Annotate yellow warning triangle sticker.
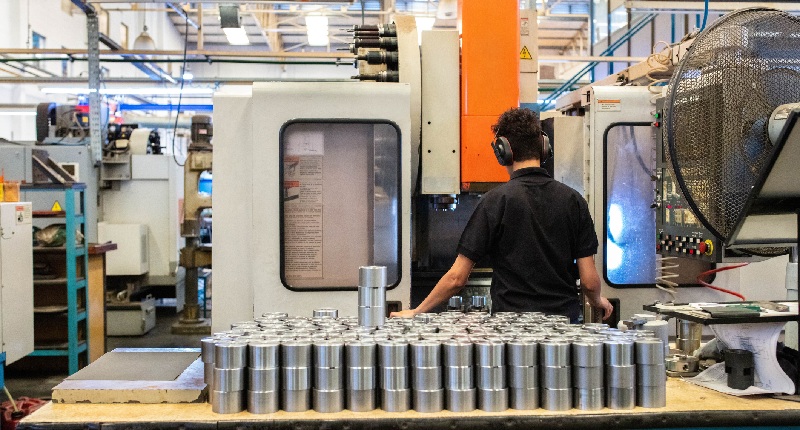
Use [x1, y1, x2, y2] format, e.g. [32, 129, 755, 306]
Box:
[520, 46, 533, 60]
[51, 201, 62, 212]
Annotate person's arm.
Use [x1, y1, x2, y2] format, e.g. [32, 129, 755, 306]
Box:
[389, 254, 475, 318]
[577, 255, 613, 320]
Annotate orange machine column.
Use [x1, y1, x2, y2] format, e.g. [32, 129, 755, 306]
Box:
[459, 0, 520, 188]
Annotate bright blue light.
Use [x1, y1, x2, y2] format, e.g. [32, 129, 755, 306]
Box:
[606, 241, 623, 271]
[608, 203, 624, 240]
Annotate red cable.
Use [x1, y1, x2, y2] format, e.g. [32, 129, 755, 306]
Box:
[695, 263, 749, 301]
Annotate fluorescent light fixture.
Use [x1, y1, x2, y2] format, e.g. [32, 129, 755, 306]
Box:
[0, 112, 36, 116]
[223, 27, 250, 45]
[305, 14, 329, 46]
[182, 71, 194, 81]
[41, 87, 214, 96]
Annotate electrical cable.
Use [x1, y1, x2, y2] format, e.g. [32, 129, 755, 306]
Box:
[171, 14, 189, 167]
[700, 0, 709, 31]
[696, 263, 749, 301]
[655, 256, 679, 299]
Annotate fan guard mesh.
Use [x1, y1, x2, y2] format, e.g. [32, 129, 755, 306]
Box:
[664, 8, 800, 242]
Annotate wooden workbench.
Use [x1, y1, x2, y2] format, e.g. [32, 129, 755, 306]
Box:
[19, 379, 800, 429]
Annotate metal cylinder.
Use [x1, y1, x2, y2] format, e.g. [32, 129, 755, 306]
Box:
[359, 265, 387, 289]
[476, 366, 507, 390]
[508, 365, 538, 389]
[607, 387, 636, 409]
[348, 367, 376, 390]
[540, 340, 571, 367]
[606, 364, 636, 388]
[643, 320, 670, 359]
[637, 364, 666, 386]
[604, 339, 635, 366]
[446, 388, 477, 412]
[412, 366, 442, 390]
[442, 340, 473, 367]
[541, 388, 571, 411]
[447, 296, 464, 312]
[445, 366, 474, 390]
[214, 341, 247, 369]
[574, 388, 604, 410]
[637, 384, 667, 408]
[573, 366, 604, 389]
[314, 366, 344, 391]
[477, 388, 508, 412]
[507, 339, 539, 367]
[414, 388, 444, 413]
[248, 368, 278, 392]
[201, 337, 217, 363]
[635, 338, 666, 365]
[213, 368, 245, 391]
[381, 388, 411, 412]
[469, 295, 487, 311]
[282, 367, 311, 391]
[210, 390, 244, 414]
[510, 387, 539, 410]
[411, 340, 442, 368]
[358, 287, 386, 307]
[347, 389, 376, 412]
[282, 389, 311, 412]
[282, 340, 312, 368]
[541, 365, 571, 389]
[313, 308, 339, 319]
[247, 390, 279, 414]
[378, 340, 408, 367]
[380, 366, 410, 390]
[314, 340, 345, 368]
[204, 362, 214, 389]
[572, 340, 604, 367]
[313, 388, 345, 413]
[475, 340, 505, 367]
[359, 305, 385, 328]
[676, 319, 702, 354]
[249, 340, 280, 369]
[725, 349, 755, 390]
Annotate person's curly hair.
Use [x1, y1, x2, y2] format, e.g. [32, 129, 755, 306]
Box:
[491, 107, 542, 162]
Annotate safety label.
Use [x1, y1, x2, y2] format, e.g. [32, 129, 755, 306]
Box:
[15, 205, 31, 225]
[597, 99, 621, 112]
[51, 201, 62, 212]
[520, 46, 533, 60]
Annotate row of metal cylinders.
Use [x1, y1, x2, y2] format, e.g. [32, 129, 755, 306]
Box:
[203, 334, 666, 414]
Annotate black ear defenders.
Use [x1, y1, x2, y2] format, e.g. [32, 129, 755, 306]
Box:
[491, 133, 552, 167]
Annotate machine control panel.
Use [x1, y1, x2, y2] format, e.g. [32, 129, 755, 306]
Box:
[654, 99, 724, 263]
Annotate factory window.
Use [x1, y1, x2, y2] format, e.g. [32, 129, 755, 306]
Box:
[279, 120, 402, 291]
[31, 31, 45, 69]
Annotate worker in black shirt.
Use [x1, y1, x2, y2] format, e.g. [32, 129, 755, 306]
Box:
[391, 107, 613, 322]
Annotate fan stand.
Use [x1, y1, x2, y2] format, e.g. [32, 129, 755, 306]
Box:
[773, 212, 800, 402]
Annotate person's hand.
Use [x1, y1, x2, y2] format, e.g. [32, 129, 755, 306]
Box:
[592, 297, 614, 321]
[389, 309, 417, 318]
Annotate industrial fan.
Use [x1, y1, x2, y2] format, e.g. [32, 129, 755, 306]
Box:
[663, 7, 800, 251]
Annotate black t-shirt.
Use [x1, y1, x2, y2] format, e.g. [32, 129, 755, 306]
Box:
[457, 167, 598, 318]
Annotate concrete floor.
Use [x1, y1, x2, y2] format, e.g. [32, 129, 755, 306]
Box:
[5, 307, 207, 400]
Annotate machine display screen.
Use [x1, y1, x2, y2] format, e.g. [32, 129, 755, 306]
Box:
[279, 120, 401, 291]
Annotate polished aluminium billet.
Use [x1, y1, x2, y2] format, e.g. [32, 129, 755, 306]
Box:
[637, 364, 667, 385]
[541, 365, 571, 389]
[414, 388, 444, 412]
[214, 340, 247, 369]
[282, 340, 313, 367]
[248, 368, 278, 392]
[508, 365, 539, 389]
[313, 308, 339, 319]
[507, 339, 538, 367]
[604, 339, 635, 366]
[410, 340, 442, 368]
[607, 386, 636, 409]
[635, 338, 666, 365]
[540, 340, 571, 367]
[200, 337, 217, 363]
[248, 340, 280, 369]
[380, 367, 409, 390]
[282, 389, 312, 412]
[358, 305, 385, 328]
[204, 362, 214, 389]
[313, 367, 344, 390]
[510, 387, 539, 410]
[476, 366, 507, 390]
[572, 365, 603, 389]
[213, 368, 245, 391]
[412, 366, 442, 390]
[358, 287, 386, 307]
[442, 340, 473, 367]
[381, 388, 411, 412]
[247, 390, 279, 414]
[676, 319, 702, 354]
[447, 296, 464, 311]
[314, 339, 345, 368]
[574, 387, 604, 410]
[475, 340, 505, 367]
[210, 390, 244, 414]
[606, 364, 636, 388]
[477, 388, 509, 412]
[313, 388, 345, 413]
[359, 265, 387, 289]
[282, 367, 311, 391]
[541, 388, 571, 411]
[572, 340, 604, 367]
[637, 384, 667, 408]
[444, 366, 474, 390]
[447, 387, 477, 412]
[347, 389, 376, 412]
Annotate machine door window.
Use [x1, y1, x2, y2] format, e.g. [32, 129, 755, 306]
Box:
[280, 120, 401, 291]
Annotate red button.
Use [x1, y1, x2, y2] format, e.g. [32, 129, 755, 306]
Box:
[698, 242, 708, 254]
